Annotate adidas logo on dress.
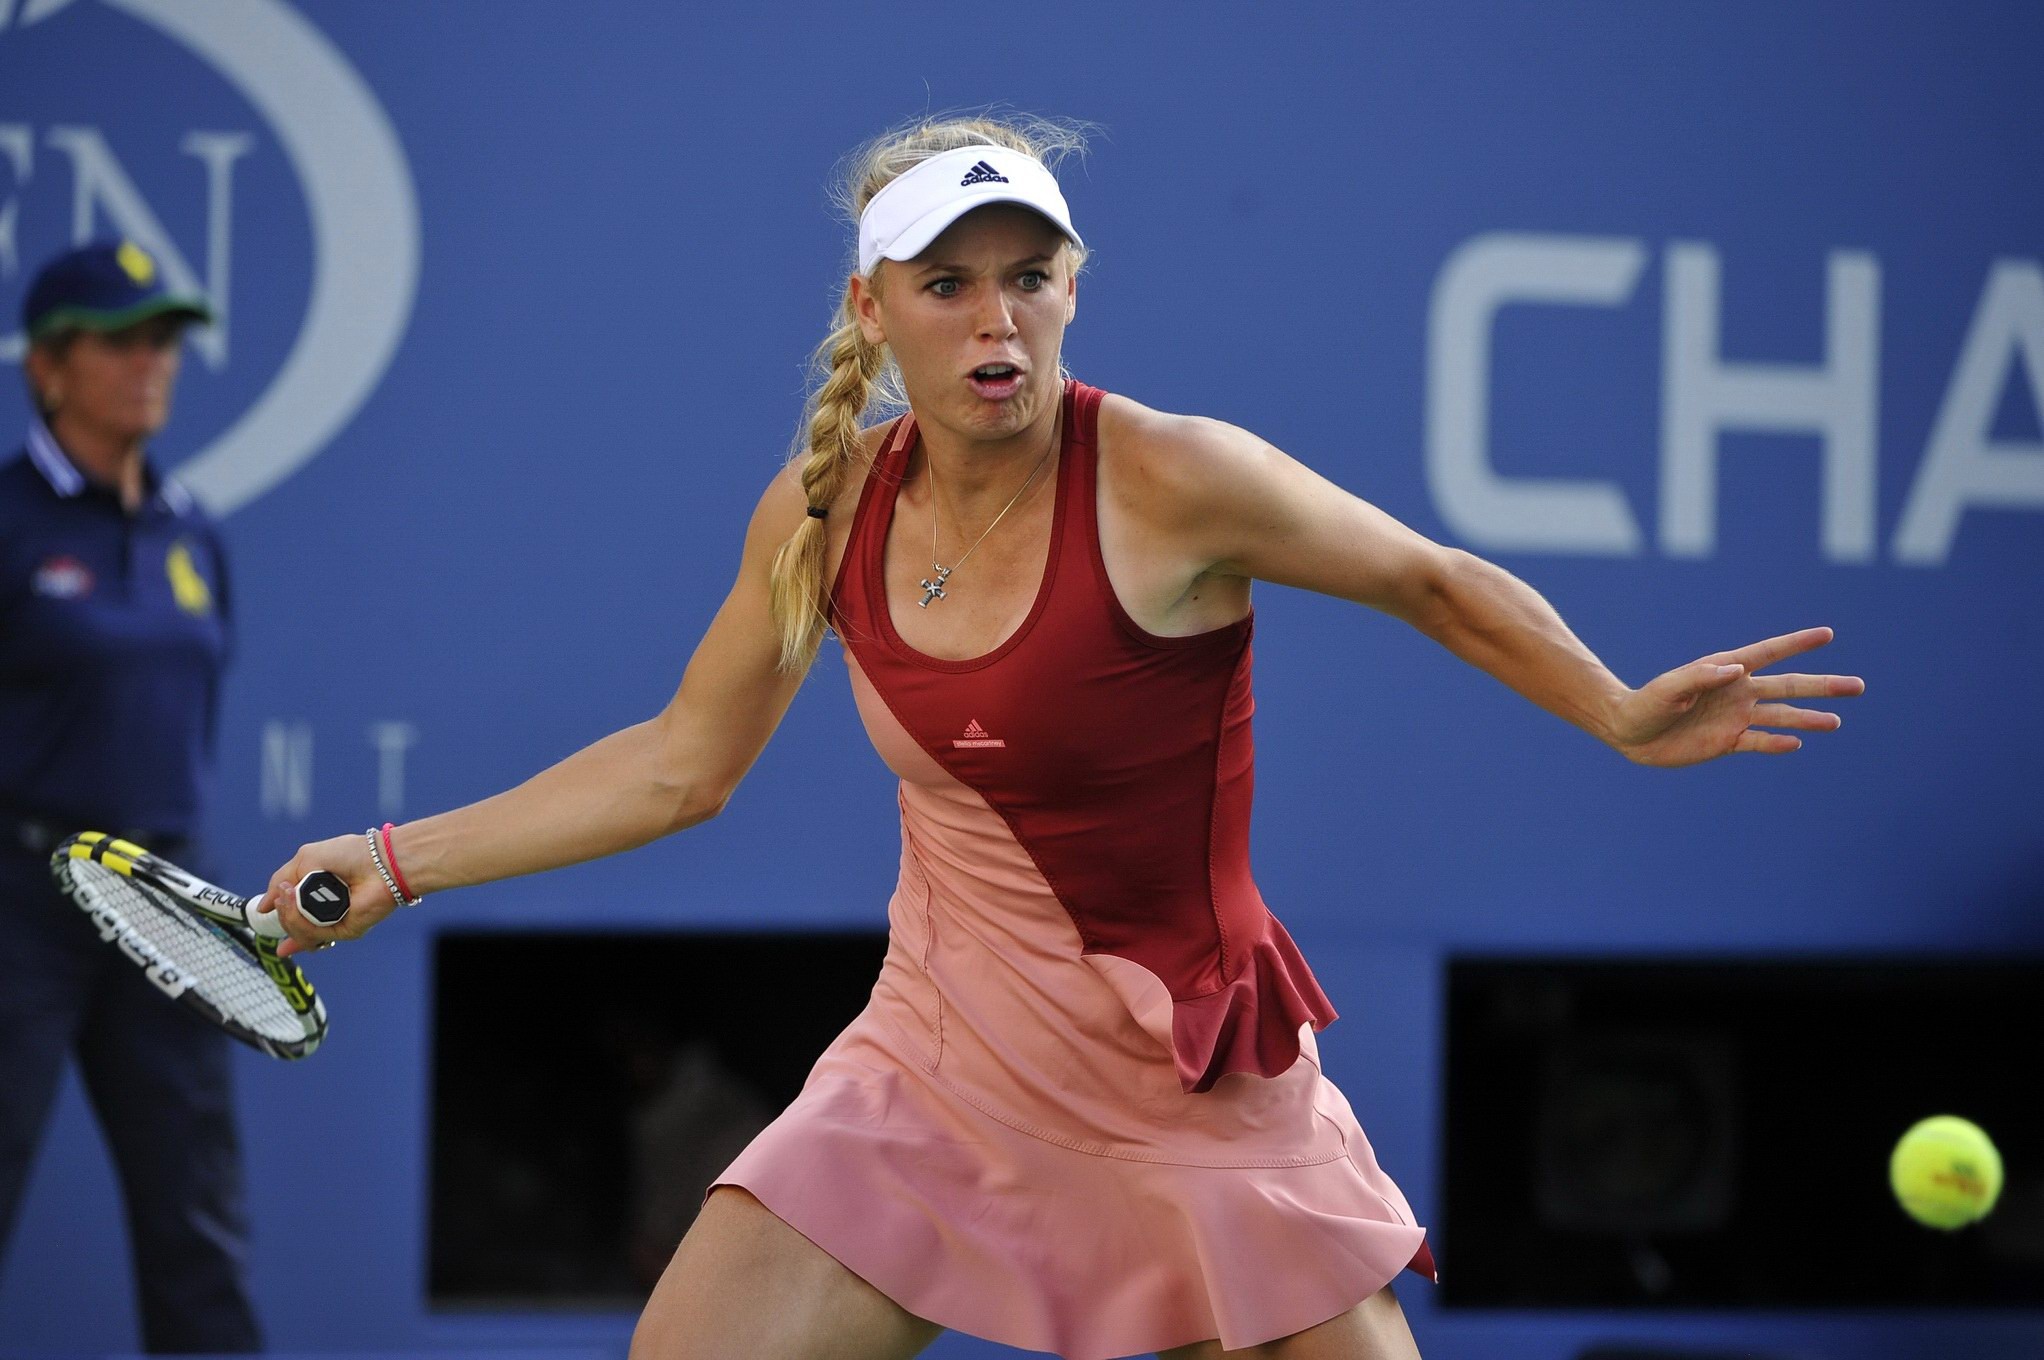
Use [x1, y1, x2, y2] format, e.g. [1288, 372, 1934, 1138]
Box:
[954, 718, 1006, 749]
[959, 160, 1009, 186]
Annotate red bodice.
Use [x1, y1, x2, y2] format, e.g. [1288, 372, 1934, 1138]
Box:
[830, 381, 1338, 1093]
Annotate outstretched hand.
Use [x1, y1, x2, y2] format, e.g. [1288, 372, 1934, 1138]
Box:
[1607, 627, 1864, 767]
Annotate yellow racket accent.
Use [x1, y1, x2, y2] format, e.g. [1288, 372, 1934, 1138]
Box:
[258, 948, 319, 1013]
[68, 834, 151, 876]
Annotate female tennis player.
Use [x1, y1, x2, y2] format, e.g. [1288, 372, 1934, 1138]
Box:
[261, 115, 1861, 1359]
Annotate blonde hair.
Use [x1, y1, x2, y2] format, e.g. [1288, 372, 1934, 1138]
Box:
[766, 111, 1091, 673]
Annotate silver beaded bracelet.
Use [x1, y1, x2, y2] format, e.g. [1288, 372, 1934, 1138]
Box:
[365, 827, 422, 908]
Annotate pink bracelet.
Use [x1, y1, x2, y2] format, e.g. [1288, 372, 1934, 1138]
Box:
[380, 823, 421, 905]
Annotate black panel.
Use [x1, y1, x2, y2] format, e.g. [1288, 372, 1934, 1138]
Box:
[427, 928, 887, 1308]
[1443, 958, 2044, 1308]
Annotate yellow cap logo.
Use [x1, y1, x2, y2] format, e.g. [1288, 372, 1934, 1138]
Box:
[166, 541, 213, 617]
[116, 241, 157, 286]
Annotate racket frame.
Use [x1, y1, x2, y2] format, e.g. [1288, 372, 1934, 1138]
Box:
[50, 831, 329, 1060]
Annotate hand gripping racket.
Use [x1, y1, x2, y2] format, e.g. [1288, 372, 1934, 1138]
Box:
[49, 831, 349, 1060]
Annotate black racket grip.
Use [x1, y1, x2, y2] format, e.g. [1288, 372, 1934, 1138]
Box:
[295, 870, 352, 927]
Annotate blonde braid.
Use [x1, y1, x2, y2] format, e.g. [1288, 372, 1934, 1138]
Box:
[767, 282, 884, 672]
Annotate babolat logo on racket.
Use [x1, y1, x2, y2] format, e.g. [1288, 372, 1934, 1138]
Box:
[70, 886, 193, 1000]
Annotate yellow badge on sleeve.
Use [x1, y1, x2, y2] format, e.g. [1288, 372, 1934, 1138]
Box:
[166, 541, 213, 616]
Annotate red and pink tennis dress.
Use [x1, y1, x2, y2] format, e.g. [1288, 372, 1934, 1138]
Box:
[717, 382, 1432, 1359]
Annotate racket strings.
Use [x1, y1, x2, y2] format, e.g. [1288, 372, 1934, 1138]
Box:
[63, 865, 309, 1042]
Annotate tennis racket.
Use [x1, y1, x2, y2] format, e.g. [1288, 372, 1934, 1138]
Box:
[49, 831, 350, 1060]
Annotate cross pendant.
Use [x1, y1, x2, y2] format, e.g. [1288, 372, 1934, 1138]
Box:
[917, 565, 952, 608]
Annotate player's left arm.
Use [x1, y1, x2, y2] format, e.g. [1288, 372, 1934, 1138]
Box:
[1124, 410, 1863, 766]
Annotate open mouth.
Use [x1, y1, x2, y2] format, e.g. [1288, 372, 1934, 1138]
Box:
[968, 363, 1024, 400]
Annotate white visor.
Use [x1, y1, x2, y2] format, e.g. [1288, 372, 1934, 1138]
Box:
[856, 144, 1083, 277]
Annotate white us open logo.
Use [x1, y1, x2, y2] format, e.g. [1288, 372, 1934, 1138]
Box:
[0, 0, 419, 516]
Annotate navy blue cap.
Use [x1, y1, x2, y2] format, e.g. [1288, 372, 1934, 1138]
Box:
[22, 239, 214, 340]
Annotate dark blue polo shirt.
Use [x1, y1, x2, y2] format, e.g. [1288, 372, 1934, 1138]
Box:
[0, 418, 232, 840]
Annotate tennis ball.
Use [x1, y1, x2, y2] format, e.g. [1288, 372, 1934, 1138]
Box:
[1889, 1115, 2002, 1230]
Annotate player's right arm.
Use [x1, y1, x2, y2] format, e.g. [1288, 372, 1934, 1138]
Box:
[259, 462, 825, 953]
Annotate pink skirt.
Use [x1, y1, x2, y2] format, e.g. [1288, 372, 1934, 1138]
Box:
[716, 658, 1432, 1358]
[718, 1007, 1432, 1359]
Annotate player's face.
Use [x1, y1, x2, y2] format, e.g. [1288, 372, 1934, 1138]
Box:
[35, 315, 186, 444]
[857, 205, 1076, 445]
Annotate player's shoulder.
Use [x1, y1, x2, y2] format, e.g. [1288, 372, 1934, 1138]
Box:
[1098, 386, 1249, 441]
[1095, 390, 1267, 515]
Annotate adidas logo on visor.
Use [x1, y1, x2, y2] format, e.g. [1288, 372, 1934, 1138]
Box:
[855, 145, 1083, 277]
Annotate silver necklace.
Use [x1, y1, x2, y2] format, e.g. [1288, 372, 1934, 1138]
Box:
[917, 431, 1058, 609]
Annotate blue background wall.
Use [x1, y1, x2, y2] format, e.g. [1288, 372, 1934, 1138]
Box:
[2, 1, 2039, 1355]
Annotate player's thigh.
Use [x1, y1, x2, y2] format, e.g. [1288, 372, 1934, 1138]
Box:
[1157, 1285, 1420, 1360]
[630, 1184, 942, 1360]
